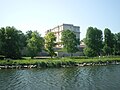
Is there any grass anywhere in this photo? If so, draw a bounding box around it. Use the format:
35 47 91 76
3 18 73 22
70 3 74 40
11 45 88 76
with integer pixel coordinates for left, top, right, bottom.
0 56 120 68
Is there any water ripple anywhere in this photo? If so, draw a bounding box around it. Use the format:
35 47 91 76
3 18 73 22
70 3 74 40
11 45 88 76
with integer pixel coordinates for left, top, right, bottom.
0 65 120 90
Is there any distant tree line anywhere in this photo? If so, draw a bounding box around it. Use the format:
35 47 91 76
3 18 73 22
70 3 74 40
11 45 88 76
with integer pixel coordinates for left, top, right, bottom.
0 26 119 59
84 27 120 57
0 26 44 59
0 27 26 59
0 26 79 59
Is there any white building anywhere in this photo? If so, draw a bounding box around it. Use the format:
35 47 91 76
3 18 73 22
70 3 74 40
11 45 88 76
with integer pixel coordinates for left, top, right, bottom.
45 24 80 47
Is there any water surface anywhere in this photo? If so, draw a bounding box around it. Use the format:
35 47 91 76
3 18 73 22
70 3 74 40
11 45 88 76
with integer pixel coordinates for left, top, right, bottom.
0 65 120 90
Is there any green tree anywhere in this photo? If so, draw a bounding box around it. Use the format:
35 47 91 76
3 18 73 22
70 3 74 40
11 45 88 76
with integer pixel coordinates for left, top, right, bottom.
103 28 114 55
61 30 80 56
27 31 44 59
84 27 103 57
0 26 25 59
84 47 96 57
26 30 33 40
0 31 3 54
113 32 120 55
18 30 27 49
103 44 111 55
44 32 56 58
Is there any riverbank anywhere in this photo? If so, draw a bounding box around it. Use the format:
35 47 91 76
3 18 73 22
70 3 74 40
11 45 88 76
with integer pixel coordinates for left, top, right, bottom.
0 56 120 69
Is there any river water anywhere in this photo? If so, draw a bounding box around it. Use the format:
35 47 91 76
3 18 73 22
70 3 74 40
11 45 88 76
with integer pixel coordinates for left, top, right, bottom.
0 65 120 90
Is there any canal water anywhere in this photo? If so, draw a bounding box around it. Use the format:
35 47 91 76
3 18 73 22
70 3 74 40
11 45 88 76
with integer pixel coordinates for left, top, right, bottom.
0 65 120 90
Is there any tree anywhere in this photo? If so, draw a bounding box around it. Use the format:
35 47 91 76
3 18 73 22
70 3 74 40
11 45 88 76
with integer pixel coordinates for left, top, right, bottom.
17 30 27 49
113 32 120 55
61 30 80 56
44 32 56 58
84 47 96 57
84 27 103 57
0 31 2 53
26 30 33 40
0 26 25 59
103 28 114 55
103 44 111 55
27 31 44 59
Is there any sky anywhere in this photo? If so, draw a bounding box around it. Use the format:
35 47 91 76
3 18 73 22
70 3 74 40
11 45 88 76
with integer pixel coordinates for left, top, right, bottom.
0 0 120 40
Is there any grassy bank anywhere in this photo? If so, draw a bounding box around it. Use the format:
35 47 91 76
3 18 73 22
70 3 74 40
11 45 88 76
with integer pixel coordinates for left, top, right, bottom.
0 56 120 68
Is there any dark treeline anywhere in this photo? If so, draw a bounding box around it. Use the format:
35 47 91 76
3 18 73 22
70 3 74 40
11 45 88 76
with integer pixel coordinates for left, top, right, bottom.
0 26 44 59
84 27 120 57
0 26 120 59
0 26 80 59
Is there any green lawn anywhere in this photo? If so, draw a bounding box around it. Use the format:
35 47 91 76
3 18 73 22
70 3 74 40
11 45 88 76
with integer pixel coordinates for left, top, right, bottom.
0 56 120 66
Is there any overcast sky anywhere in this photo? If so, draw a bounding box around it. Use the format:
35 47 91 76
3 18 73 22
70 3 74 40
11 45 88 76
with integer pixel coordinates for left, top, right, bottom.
0 0 120 40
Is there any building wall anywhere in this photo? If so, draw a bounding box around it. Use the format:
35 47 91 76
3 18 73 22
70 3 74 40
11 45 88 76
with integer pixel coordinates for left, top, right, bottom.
46 24 80 47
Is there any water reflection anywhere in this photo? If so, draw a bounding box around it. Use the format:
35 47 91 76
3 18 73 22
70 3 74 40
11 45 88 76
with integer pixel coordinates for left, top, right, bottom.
0 65 120 90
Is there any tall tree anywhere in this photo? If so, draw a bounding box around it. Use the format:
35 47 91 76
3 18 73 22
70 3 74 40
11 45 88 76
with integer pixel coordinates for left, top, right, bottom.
103 28 114 55
113 32 120 55
0 26 25 59
44 32 56 58
61 30 80 56
0 30 3 54
84 27 103 57
26 30 33 40
27 31 44 59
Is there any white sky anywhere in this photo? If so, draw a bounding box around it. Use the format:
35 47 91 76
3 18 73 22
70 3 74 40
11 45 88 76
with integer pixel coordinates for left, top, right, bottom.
0 0 120 40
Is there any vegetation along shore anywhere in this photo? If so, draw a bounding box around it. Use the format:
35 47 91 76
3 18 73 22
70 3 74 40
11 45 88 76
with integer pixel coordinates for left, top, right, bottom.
0 26 120 69
0 56 120 69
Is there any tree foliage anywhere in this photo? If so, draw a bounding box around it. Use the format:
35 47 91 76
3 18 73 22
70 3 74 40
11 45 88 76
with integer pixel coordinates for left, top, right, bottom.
103 28 114 55
113 33 120 55
44 32 56 58
26 30 33 40
0 26 25 59
0 31 2 52
61 30 80 56
0 25 120 59
84 47 96 57
84 27 103 57
27 31 44 59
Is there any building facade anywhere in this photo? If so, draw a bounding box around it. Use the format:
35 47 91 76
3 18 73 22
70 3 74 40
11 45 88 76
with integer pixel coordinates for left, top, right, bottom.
45 24 80 47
